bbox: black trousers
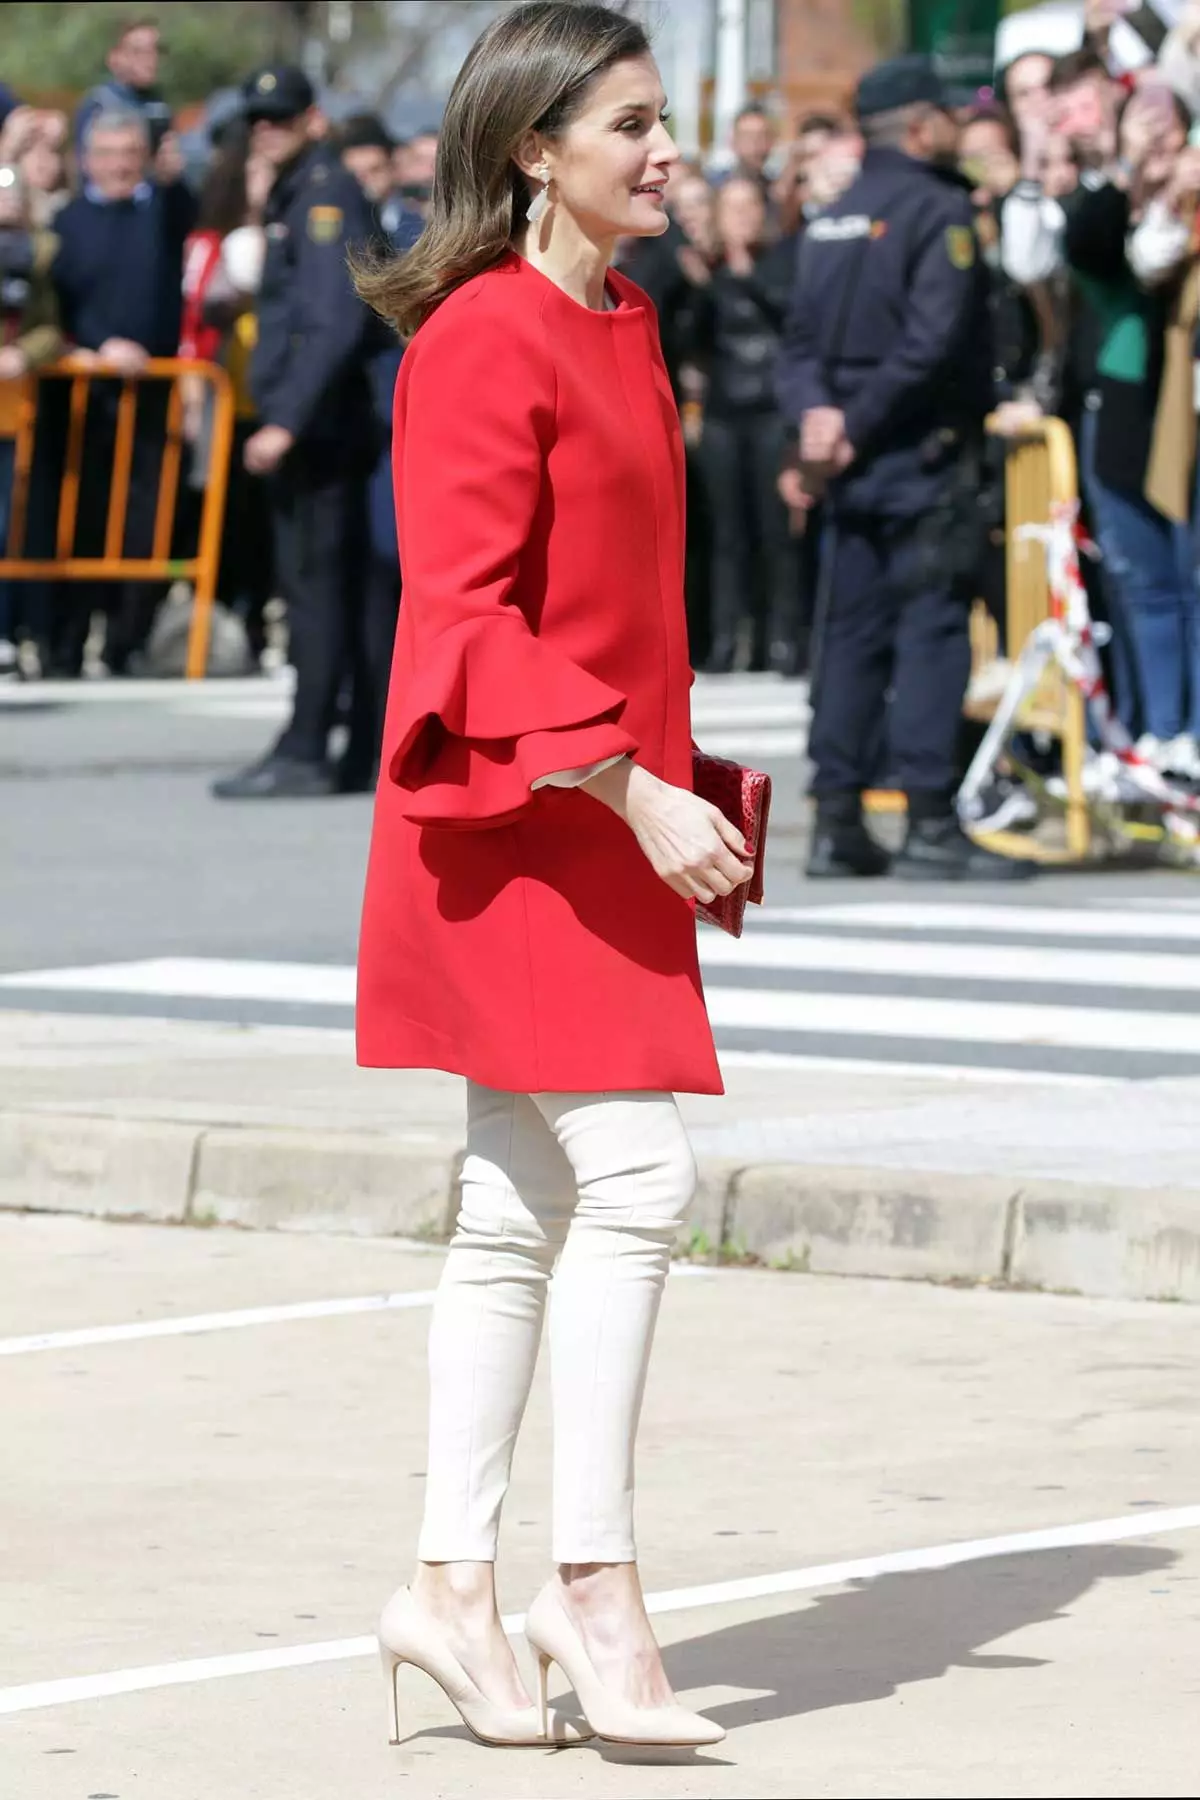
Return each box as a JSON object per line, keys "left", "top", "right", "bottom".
{"left": 217, "top": 421, "right": 275, "bottom": 658}
{"left": 683, "top": 445, "right": 712, "bottom": 668}
{"left": 57, "top": 384, "right": 170, "bottom": 672}
{"left": 810, "top": 511, "right": 972, "bottom": 804}
{"left": 356, "top": 546, "right": 400, "bottom": 769}
{"left": 698, "top": 411, "right": 802, "bottom": 660}
{"left": 270, "top": 448, "right": 371, "bottom": 767}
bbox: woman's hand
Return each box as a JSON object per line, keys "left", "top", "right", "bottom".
{"left": 582, "top": 759, "right": 753, "bottom": 904}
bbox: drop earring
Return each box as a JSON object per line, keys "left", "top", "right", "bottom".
{"left": 527, "top": 162, "right": 552, "bottom": 226}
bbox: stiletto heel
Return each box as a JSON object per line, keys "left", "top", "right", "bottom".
{"left": 376, "top": 1587, "right": 592, "bottom": 1748}
{"left": 379, "top": 1642, "right": 403, "bottom": 1744}
{"left": 536, "top": 1651, "right": 552, "bottom": 1741}
{"left": 524, "top": 1583, "right": 725, "bottom": 1747}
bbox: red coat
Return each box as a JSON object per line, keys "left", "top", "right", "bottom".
{"left": 356, "top": 251, "right": 722, "bottom": 1096}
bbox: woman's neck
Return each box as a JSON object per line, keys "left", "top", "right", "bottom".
{"left": 516, "top": 211, "right": 615, "bottom": 311}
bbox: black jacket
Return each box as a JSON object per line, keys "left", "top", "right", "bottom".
{"left": 776, "top": 146, "right": 993, "bottom": 515}
{"left": 689, "top": 237, "right": 795, "bottom": 418}
{"left": 251, "top": 144, "right": 376, "bottom": 452}
{"left": 54, "top": 181, "right": 194, "bottom": 356}
{"left": 1063, "top": 177, "right": 1167, "bottom": 494}
{"left": 615, "top": 222, "right": 703, "bottom": 398}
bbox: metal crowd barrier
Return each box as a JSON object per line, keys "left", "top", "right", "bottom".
{"left": 967, "top": 415, "right": 1090, "bottom": 862}
{"left": 0, "top": 357, "right": 235, "bottom": 680}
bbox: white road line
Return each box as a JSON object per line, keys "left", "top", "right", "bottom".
{"left": 3, "top": 1504, "right": 1197, "bottom": 1716}
{"left": 694, "top": 730, "right": 806, "bottom": 756}
{"left": 0, "top": 958, "right": 357, "bottom": 1005}
{"left": 0, "top": 1290, "right": 439, "bottom": 1357}
{"left": 773, "top": 903, "right": 1200, "bottom": 942}
{"left": 6, "top": 955, "right": 1195, "bottom": 1060}
{"left": 702, "top": 931, "right": 1200, "bottom": 992}
{"left": 172, "top": 699, "right": 291, "bottom": 721}
{"left": 704, "top": 986, "right": 1200, "bottom": 1056}
{"left": 0, "top": 1268, "right": 709, "bottom": 1358}
{"left": 0, "top": 675, "right": 295, "bottom": 707}
{"left": 17, "top": 924, "right": 1199, "bottom": 1012}
{"left": 716, "top": 1049, "right": 1110, "bottom": 1086}
{"left": 688, "top": 702, "right": 806, "bottom": 726}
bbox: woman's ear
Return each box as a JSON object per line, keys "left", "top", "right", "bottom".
{"left": 513, "top": 128, "right": 546, "bottom": 182}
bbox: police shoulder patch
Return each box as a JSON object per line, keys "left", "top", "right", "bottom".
{"left": 945, "top": 223, "right": 975, "bottom": 270}
{"left": 307, "top": 204, "right": 343, "bottom": 244}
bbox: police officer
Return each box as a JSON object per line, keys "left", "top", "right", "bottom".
{"left": 213, "top": 67, "right": 378, "bottom": 800}
{"left": 777, "top": 56, "right": 1032, "bottom": 880}
{"left": 337, "top": 112, "right": 426, "bottom": 781}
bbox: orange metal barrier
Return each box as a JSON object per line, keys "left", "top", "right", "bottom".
{"left": 0, "top": 357, "right": 234, "bottom": 679}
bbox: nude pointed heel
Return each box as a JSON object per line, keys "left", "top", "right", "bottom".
{"left": 380, "top": 1641, "right": 404, "bottom": 1744}
{"left": 524, "top": 1583, "right": 726, "bottom": 1748}
{"left": 536, "top": 1649, "right": 552, "bottom": 1740}
{"left": 376, "top": 1586, "right": 592, "bottom": 1748}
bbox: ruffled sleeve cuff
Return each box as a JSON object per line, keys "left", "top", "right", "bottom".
{"left": 387, "top": 616, "right": 638, "bottom": 828}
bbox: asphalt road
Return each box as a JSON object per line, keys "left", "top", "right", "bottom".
{"left": 3, "top": 1213, "right": 1199, "bottom": 1799}
{"left": 4, "top": 674, "right": 1200, "bottom": 1080}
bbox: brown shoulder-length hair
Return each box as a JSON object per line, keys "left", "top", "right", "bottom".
{"left": 352, "top": 1, "right": 649, "bottom": 338}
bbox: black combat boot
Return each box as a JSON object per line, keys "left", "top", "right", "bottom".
{"left": 894, "top": 796, "right": 1036, "bottom": 881}
{"left": 806, "top": 792, "right": 891, "bottom": 879}
{"left": 702, "top": 634, "right": 739, "bottom": 675}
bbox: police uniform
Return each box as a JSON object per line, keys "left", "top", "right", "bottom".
{"left": 214, "top": 67, "right": 379, "bottom": 800}
{"left": 777, "top": 56, "right": 1029, "bottom": 881}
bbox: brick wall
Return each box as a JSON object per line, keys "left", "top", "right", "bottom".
{"left": 775, "top": 0, "right": 876, "bottom": 126}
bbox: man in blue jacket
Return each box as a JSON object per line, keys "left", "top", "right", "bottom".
{"left": 778, "top": 56, "right": 1030, "bottom": 881}
{"left": 52, "top": 107, "right": 195, "bottom": 673}
{"left": 74, "top": 16, "right": 172, "bottom": 162}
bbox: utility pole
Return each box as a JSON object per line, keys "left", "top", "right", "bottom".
{"left": 652, "top": 0, "right": 709, "bottom": 161}
{"left": 712, "top": 0, "right": 747, "bottom": 167}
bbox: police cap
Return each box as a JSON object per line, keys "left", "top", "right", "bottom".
{"left": 854, "top": 54, "right": 952, "bottom": 121}
{"left": 242, "top": 65, "right": 315, "bottom": 123}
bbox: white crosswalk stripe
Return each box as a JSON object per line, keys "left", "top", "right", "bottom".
{"left": 0, "top": 671, "right": 810, "bottom": 763}
{"left": 1, "top": 897, "right": 1196, "bottom": 1080}
{"left": 690, "top": 675, "right": 809, "bottom": 758}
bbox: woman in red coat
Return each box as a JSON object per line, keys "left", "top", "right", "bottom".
{"left": 356, "top": 1, "right": 750, "bottom": 1752}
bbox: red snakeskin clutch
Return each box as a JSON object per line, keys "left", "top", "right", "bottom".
{"left": 691, "top": 748, "right": 771, "bottom": 939}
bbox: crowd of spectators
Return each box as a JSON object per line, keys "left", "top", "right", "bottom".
{"left": 0, "top": 15, "right": 432, "bottom": 685}
{"left": 617, "top": 3, "right": 1200, "bottom": 789}
{"left": 3, "top": 4, "right": 1200, "bottom": 800}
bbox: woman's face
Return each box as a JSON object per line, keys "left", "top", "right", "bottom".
{"left": 959, "top": 118, "right": 1018, "bottom": 204}
{"left": 716, "top": 177, "right": 765, "bottom": 252}
{"left": 673, "top": 175, "right": 714, "bottom": 248}
{"left": 540, "top": 53, "right": 679, "bottom": 243}
{"left": 19, "top": 136, "right": 64, "bottom": 194}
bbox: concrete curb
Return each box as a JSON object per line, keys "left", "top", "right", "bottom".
{"left": 4, "top": 1107, "right": 1200, "bottom": 1302}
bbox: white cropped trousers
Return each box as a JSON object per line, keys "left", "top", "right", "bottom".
{"left": 417, "top": 1082, "right": 697, "bottom": 1566}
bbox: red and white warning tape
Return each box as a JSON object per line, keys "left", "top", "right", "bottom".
{"left": 959, "top": 500, "right": 1200, "bottom": 845}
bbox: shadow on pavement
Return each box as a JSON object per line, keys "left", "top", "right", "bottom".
{"left": 663, "top": 1544, "right": 1177, "bottom": 1732}
{"left": 390, "top": 1546, "right": 1174, "bottom": 1765}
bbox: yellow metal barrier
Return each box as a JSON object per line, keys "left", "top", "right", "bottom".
{"left": 971, "top": 415, "right": 1090, "bottom": 862}
{"left": 0, "top": 357, "right": 234, "bottom": 680}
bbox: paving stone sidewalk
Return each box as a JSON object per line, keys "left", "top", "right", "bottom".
{"left": 2, "top": 1011, "right": 1199, "bottom": 1301}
